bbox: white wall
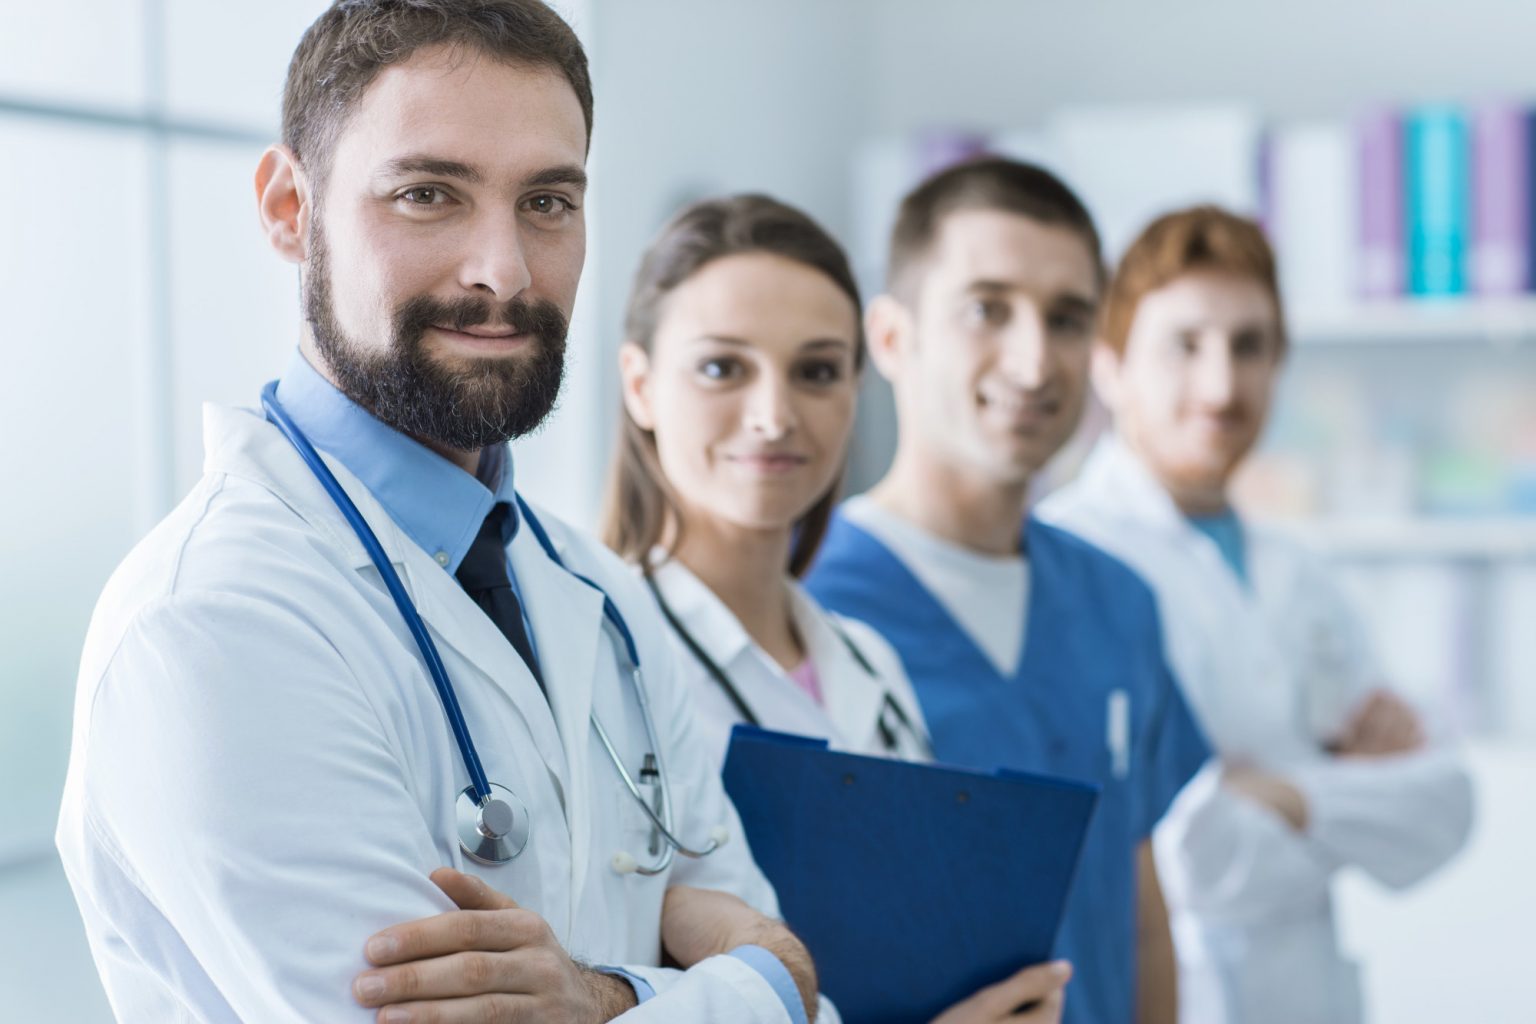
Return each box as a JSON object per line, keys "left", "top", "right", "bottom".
{"left": 862, "top": 0, "right": 1536, "bottom": 132}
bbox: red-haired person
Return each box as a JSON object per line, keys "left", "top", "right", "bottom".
{"left": 1042, "top": 205, "right": 1474, "bottom": 1024}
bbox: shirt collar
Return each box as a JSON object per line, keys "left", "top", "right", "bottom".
{"left": 272, "top": 349, "right": 518, "bottom": 575}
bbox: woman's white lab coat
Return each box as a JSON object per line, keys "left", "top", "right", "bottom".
{"left": 54, "top": 402, "right": 817, "bottom": 1023}
{"left": 1040, "top": 437, "right": 1474, "bottom": 1024}
{"left": 644, "top": 559, "right": 931, "bottom": 766}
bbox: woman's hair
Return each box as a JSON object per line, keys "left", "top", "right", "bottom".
{"left": 600, "top": 193, "right": 864, "bottom": 578}
{"left": 1102, "top": 204, "right": 1286, "bottom": 356}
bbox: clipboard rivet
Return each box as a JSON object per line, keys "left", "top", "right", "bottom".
{"left": 842, "top": 773, "right": 856, "bottom": 786}
{"left": 956, "top": 791, "right": 970, "bottom": 804}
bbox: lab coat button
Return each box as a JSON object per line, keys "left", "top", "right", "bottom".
{"left": 435, "top": 550, "right": 450, "bottom": 566}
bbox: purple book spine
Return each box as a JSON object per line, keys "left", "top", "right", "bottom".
{"left": 915, "top": 128, "right": 989, "bottom": 178}
{"left": 1358, "top": 109, "right": 1404, "bottom": 299}
{"left": 1472, "top": 102, "right": 1529, "bottom": 295}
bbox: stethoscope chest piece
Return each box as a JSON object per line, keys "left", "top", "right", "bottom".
{"left": 457, "top": 783, "right": 531, "bottom": 865}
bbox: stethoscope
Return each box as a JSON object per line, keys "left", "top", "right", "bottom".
{"left": 260, "top": 382, "right": 727, "bottom": 875}
{"left": 644, "top": 574, "right": 933, "bottom": 758}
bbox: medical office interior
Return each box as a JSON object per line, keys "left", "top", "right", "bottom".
{"left": 4, "top": 0, "right": 1534, "bottom": 1019}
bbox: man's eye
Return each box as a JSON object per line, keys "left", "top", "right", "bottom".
{"left": 399, "top": 186, "right": 447, "bottom": 206}
{"left": 1232, "top": 332, "right": 1269, "bottom": 359}
{"left": 527, "top": 195, "right": 575, "bottom": 216}
{"left": 968, "top": 299, "right": 1009, "bottom": 327}
{"left": 699, "top": 357, "right": 742, "bottom": 381}
{"left": 1048, "top": 311, "right": 1090, "bottom": 335}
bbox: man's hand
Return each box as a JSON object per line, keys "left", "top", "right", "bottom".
{"left": 352, "top": 868, "right": 636, "bottom": 1023}
{"left": 1330, "top": 689, "right": 1425, "bottom": 758}
{"left": 661, "top": 885, "right": 819, "bottom": 1022}
{"left": 1223, "top": 765, "right": 1309, "bottom": 832}
{"left": 930, "top": 961, "right": 1071, "bottom": 1023}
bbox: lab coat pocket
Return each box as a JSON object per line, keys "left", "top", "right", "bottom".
{"left": 606, "top": 778, "right": 694, "bottom": 883}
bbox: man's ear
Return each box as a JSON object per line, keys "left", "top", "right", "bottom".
{"left": 864, "top": 294, "right": 914, "bottom": 384}
{"left": 618, "top": 342, "right": 656, "bottom": 430}
{"left": 255, "top": 144, "right": 313, "bottom": 264}
{"left": 1089, "top": 340, "right": 1124, "bottom": 414}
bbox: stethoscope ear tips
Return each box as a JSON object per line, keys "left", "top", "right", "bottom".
{"left": 611, "top": 851, "right": 640, "bottom": 875}
{"left": 708, "top": 826, "right": 730, "bottom": 847}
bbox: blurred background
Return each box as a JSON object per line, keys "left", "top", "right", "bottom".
{"left": 3, "top": 0, "right": 1533, "bottom": 1019}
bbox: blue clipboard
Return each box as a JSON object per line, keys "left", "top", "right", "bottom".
{"left": 722, "top": 726, "right": 1098, "bottom": 1024}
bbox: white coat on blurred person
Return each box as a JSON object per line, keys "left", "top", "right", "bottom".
{"left": 1040, "top": 207, "right": 1474, "bottom": 1024}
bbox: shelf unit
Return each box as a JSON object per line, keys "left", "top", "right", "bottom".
{"left": 1291, "top": 297, "right": 1536, "bottom": 348}
{"left": 1291, "top": 517, "right": 1536, "bottom": 561}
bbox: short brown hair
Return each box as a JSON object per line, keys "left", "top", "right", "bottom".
{"left": 282, "top": 0, "right": 593, "bottom": 186}
{"left": 886, "top": 157, "right": 1104, "bottom": 302}
{"left": 1102, "top": 205, "right": 1286, "bottom": 355}
{"left": 602, "top": 194, "right": 864, "bottom": 579}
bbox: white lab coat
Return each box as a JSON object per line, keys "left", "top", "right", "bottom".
{"left": 55, "top": 403, "right": 814, "bottom": 1023}
{"left": 645, "top": 558, "right": 931, "bottom": 765}
{"left": 1040, "top": 437, "right": 1474, "bottom": 1024}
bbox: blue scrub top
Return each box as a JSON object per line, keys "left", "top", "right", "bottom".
{"left": 807, "top": 511, "right": 1211, "bottom": 1024}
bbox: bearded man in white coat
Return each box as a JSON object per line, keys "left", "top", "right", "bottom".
{"left": 54, "top": 3, "right": 824, "bottom": 1022}
{"left": 1041, "top": 205, "right": 1473, "bottom": 1024}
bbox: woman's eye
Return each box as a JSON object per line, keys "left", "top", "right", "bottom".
{"left": 795, "top": 360, "right": 844, "bottom": 384}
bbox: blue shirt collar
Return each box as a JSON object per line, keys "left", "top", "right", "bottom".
{"left": 273, "top": 349, "right": 518, "bottom": 575}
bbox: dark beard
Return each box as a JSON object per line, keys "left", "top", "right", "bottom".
{"left": 303, "top": 224, "right": 568, "bottom": 451}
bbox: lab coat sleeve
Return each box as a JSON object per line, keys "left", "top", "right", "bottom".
{"left": 1290, "top": 747, "right": 1474, "bottom": 888}
{"left": 1153, "top": 763, "right": 1339, "bottom": 921}
{"left": 605, "top": 584, "right": 838, "bottom": 1024}
{"left": 75, "top": 591, "right": 459, "bottom": 1022}
{"left": 1286, "top": 551, "right": 1475, "bottom": 888}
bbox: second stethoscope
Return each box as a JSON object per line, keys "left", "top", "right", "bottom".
{"left": 260, "top": 381, "right": 727, "bottom": 876}
{"left": 644, "top": 573, "right": 933, "bottom": 759}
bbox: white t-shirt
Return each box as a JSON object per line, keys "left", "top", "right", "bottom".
{"left": 841, "top": 495, "right": 1030, "bottom": 676}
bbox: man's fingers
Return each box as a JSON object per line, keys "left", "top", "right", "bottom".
{"left": 431, "top": 867, "right": 520, "bottom": 911}
{"left": 362, "top": 992, "right": 528, "bottom": 1023}
{"left": 964, "top": 961, "right": 1072, "bottom": 1019}
{"left": 364, "top": 908, "right": 548, "bottom": 966}
{"left": 355, "top": 948, "right": 562, "bottom": 1008}
{"left": 1014, "top": 983, "right": 1066, "bottom": 1022}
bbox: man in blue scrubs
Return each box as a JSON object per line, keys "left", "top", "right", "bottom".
{"left": 807, "top": 158, "right": 1211, "bottom": 1023}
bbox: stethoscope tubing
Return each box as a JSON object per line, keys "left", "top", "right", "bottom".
{"left": 262, "top": 381, "right": 724, "bottom": 873}
{"left": 261, "top": 381, "right": 496, "bottom": 805}
{"left": 644, "top": 569, "right": 933, "bottom": 759}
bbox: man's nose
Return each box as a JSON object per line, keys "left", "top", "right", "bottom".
{"left": 998, "top": 312, "right": 1050, "bottom": 389}
{"left": 1193, "top": 341, "right": 1238, "bottom": 407}
{"left": 458, "top": 211, "right": 533, "bottom": 300}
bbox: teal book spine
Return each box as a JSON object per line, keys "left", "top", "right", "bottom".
{"left": 1406, "top": 105, "right": 1470, "bottom": 296}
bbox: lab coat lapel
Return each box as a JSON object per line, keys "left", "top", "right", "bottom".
{"left": 208, "top": 404, "right": 575, "bottom": 796}
{"left": 792, "top": 588, "right": 880, "bottom": 751}
{"left": 507, "top": 520, "right": 604, "bottom": 917}
{"left": 400, "top": 544, "right": 572, "bottom": 787}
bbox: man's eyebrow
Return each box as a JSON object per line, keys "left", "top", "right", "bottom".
{"left": 964, "top": 279, "right": 1015, "bottom": 294}
{"left": 1053, "top": 293, "right": 1098, "bottom": 314}
{"left": 525, "top": 165, "right": 588, "bottom": 192}
{"left": 377, "top": 155, "right": 485, "bottom": 184}
{"left": 965, "top": 280, "right": 1099, "bottom": 312}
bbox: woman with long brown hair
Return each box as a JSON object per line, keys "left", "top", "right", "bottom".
{"left": 601, "top": 193, "right": 930, "bottom": 765}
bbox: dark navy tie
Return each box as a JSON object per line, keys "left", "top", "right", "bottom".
{"left": 455, "top": 503, "right": 545, "bottom": 694}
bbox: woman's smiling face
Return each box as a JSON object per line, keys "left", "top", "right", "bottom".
{"left": 620, "top": 250, "right": 862, "bottom": 535}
